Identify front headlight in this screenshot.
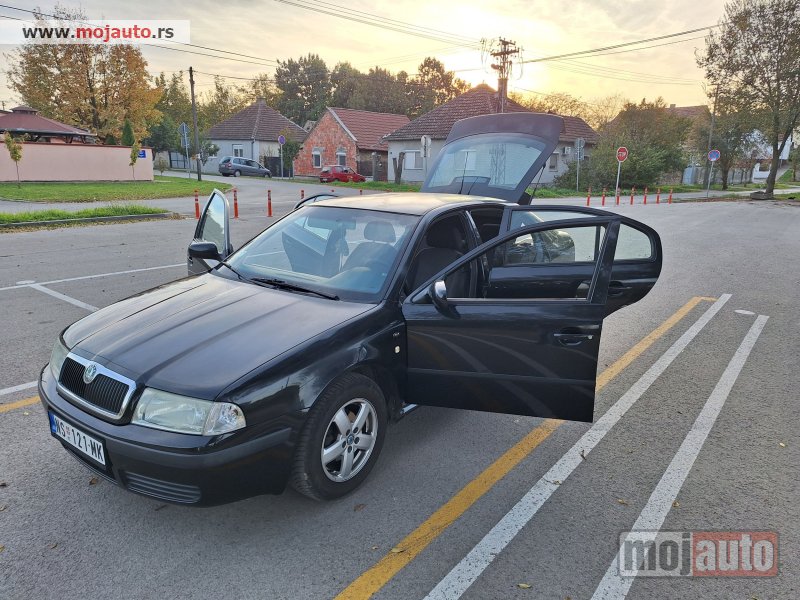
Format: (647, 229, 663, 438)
(49, 338, 70, 380)
(132, 388, 246, 436)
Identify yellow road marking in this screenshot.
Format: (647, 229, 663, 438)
(335, 295, 713, 599)
(0, 395, 40, 414)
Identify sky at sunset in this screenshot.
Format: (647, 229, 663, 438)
(0, 0, 730, 112)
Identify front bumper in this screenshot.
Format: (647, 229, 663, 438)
(39, 367, 298, 506)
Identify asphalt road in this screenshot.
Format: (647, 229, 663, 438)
(0, 196, 798, 600)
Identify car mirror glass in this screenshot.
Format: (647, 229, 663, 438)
(430, 279, 448, 310)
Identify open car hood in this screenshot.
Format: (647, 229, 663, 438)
(420, 113, 564, 204)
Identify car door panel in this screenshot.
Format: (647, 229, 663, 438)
(402, 218, 620, 421)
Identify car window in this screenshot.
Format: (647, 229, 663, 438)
(197, 193, 227, 253)
(225, 206, 419, 302)
(509, 210, 601, 228)
(616, 223, 653, 260)
(444, 223, 606, 300)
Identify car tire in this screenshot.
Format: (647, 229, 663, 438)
(291, 373, 387, 501)
(233, 170, 241, 177)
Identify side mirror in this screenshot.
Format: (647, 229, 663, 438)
(429, 279, 448, 310)
(188, 242, 221, 261)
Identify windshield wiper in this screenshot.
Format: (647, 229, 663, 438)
(250, 277, 340, 301)
(218, 261, 248, 280)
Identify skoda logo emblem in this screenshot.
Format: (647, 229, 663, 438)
(83, 363, 98, 384)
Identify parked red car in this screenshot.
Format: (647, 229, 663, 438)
(319, 165, 366, 183)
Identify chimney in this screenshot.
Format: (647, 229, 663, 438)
(669, 103, 676, 109)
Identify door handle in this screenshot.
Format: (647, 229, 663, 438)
(553, 332, 594, 346)
(608, 281, 632, 297)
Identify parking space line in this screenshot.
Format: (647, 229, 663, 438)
(591, 314, 768, 599)
(421, 294, 731, 600)
(335, 295, 720, 600)
(0, 395, 39, 414)
(0, 263, 184, 292)
(30, 284, 98, 312)
(0, 380, 37, 397)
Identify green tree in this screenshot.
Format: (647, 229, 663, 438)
(198, 76, 248, 131)
(8, 7, 161, 143)
(510, 91, 590, 119)
(563, 98, 691, 189)
(121, 119, 135, 146)
(145, 114, 180, 154)
(129, 142, 140, 180)
(694, 107, 761, 189)
(330, 62, 362, 108)
(697, 0, 800, 197)
(275, 54, 331, 124)
(154, 72, 192, 127)
(237, 73, 281, 106)
(348, 67, 409, 114)
(407, 57, 469, 118)
(4, 132, 23, 187)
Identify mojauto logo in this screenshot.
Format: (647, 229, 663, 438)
(619, 531, 778, 577)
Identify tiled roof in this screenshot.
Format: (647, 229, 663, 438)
(561, 115, 599, 144)
(327, 107, 410, 151)
(208, 99, 307, 142)
(383, 84, 597, 145)
(385, 84, 529, 141)
(0, 105, 96, 137)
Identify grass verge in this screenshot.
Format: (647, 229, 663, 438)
(0, 204, 169, 224)
(0, 175, 230, 202)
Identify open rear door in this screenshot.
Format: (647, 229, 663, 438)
(402, 216, 620, 422)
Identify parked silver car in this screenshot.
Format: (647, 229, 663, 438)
(219, 156, 272, 178)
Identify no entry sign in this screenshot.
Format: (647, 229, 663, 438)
(617, 147, 629, 162)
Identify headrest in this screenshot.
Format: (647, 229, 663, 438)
(426, 225, 459, 249)
(364, 220, 396, 243)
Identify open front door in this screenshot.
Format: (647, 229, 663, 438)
(187, 189, 232, 275)
(402, 217, 620, 422)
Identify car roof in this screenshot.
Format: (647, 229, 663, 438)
(311, 193, 509, 216)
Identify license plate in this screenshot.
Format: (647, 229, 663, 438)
(49, 412, 106, 466)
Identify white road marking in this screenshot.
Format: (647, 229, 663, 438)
(0, 263, 184, 292)
(735, 309, 755, 315)
(0, 380, 37, 397)
(29, 284, 98, 312)
(15, 280, 35, 285)
(591, 314, 768, 599)
(423, 294, 732, 600)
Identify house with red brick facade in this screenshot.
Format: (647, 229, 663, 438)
(294, 107, 409, 180)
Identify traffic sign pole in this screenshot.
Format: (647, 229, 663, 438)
(614, 147, 628, 199)
(706, 149, 720, 198)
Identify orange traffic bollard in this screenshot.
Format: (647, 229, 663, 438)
(668, 188, 673, 204)
(586, 187, 592, 206)
(630, 186, 635, 205)
(300, 189, 304, 200)
(601, 187, 607, 206)
(359, 189, 363, 195)
(615, 188, 620, 205)
(267, 189, 273, 217)
(194, 189, 199, 219)
(643, 187, 648, 204)
(331, 189, 335, 193)
(233, 188, 239, 219)
(656, 188, 661, 204)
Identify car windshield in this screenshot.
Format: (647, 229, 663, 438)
(223, 206, 419, 302)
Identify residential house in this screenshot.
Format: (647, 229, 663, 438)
(294, 107, 410, 181)
(0, 105, 96, 143)
(204, 98, 307, 175)
(384, 84, 598, 185)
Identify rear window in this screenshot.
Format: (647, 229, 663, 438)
(220, 157, 232, 164)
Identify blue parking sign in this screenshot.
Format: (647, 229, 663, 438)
(138, 149, 146, 158)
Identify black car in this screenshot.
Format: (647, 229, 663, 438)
(39, 114, 662, 505)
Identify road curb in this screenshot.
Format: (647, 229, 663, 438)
(0, 212, 178, 230)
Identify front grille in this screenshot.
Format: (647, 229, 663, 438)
(121, 472, 202, 504)
(58, 356, 134, 419)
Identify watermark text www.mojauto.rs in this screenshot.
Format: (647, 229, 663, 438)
(619, 531, 778, 577)
(0, 20, 190, 44)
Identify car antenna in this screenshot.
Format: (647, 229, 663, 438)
(523, 164, 546, 205)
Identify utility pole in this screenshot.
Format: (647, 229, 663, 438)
(189, 66, 202, 182)
(491, 38, 519, 113)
